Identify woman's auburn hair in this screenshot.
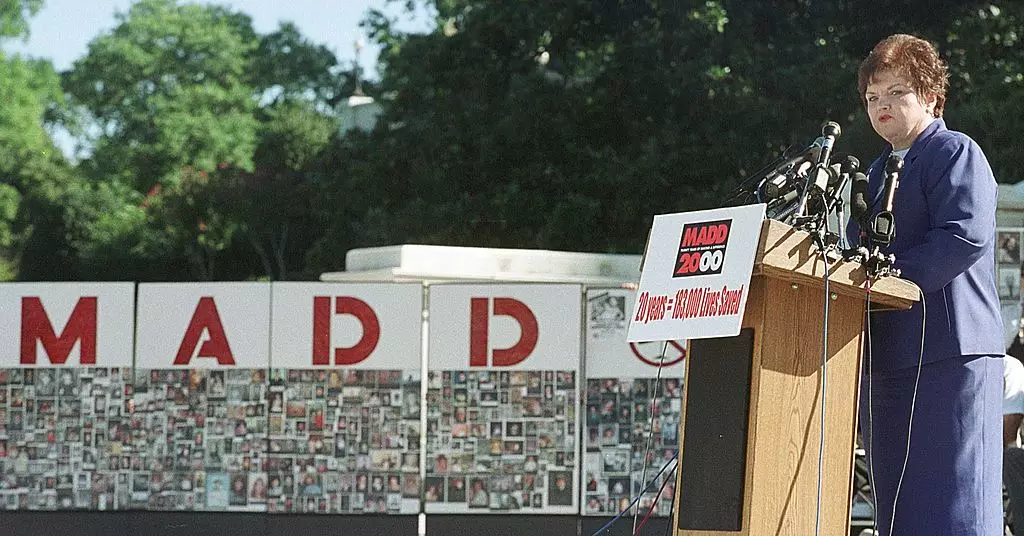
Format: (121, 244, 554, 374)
(858, 34, 948, 117)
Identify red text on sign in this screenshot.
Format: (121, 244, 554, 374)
(469, 297, 538, 367)
(681, 223, 730, 248)
(20, 297, 97, 365)
(174, 297, 235, 365)
(312, 296, 381, 366)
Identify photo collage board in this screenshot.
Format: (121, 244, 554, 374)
(266, 282, 424, 514)
(998, 228, 1023, 303)
(0, 366, 134, 511)
(0, 283, 136, 511)
(425, 284, 583, 514)
(581, 288, 685, 517)
(263, 367, 421, 514)
(998, 228, 1024, 350)
(128, 368, 269, 511)
(1, 282, 693, 516)
(130, 283, 272, 511)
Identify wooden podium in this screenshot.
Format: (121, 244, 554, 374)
(669, 219, 919, 535)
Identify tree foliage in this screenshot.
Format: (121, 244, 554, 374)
(45, 0, 343, 280)
(63, 0, 260, 191)
(308, 0, 1024, 271)
(0, 0, 41, 41)
(4, 0, 1024, 280)
(0, 48, 73, 280)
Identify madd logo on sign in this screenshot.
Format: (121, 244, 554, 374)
(628, 204, 763, 343)
(673, 219, 731, 277)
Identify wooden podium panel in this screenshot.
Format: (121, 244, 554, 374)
(670, 220, 918, 536)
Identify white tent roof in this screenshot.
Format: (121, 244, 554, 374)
(320, 244, 642, 286)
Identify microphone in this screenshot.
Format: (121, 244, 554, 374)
(822, 154, 860, 190)
(763, 139, 824, 182)
(796, 122, 842, 219)
(882, 153, 903, 212)
(870, 154, 904, 247)
(834, 154, 860, 177)
(850, 172, 869, 225)
(756, 138, 824, 203)
(816, 121, 842, 168)
(810, 155, 861, 223)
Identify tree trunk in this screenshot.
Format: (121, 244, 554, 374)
(273, 223, 289, 280)
(247, 231, 275, 280)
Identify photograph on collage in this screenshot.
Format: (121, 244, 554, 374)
(424, 369, 578, 513)
(997, 229, 1023, 302)
(581, 288, 685, 518)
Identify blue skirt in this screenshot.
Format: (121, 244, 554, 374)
(860, 354, 1002, 536)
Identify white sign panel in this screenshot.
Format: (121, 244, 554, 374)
(270, 282, 422, 369)
(426, 284, 581, 515)
(585, 288, 686, 378)
(0, 283, 135, 367)
(136, 283, 271, 369)
(428, 284, 582, 371)
(627, 204, 765, 343)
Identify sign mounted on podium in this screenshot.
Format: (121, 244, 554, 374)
(627, 204, 765, 343)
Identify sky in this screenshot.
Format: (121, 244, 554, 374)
(3, 0, 434, 78)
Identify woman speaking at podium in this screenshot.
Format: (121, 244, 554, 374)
(850, 34, 1004, 535)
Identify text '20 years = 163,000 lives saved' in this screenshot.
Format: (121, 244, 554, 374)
(634, 285, 745, 324)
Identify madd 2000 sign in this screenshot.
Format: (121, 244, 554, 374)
(628, 204, 764, 344)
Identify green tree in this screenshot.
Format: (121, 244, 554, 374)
(55, 0, 262, 280)
(56, 0, 345, 280)
(64, 0, 260, 192)
(231, 24, 345, 279)
(221, 100, 338, 279)
(0, 48, 75, 280)
(308, 0, 1022, 272)
(941, 3, 1024, 182)
(0, 0, 42, 40)
(253, 21, 346, 109)
(313, 0, 769, 265)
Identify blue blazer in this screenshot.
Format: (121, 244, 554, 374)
(848, 118, 1004, 371)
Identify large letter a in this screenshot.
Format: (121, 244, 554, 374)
(174, 297, 236, 365)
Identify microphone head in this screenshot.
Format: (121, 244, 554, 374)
(885, 153, 904, 174)
(841, 155, 860, 174)
(828, 153, 860, 174)
(851, 171, 868, 190)
(850, 172, 869, 222)
(821, 121, 841, 138)
(826, 163, 843, 188)
(806, 138, 825, 161)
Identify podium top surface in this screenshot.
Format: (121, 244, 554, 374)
(752, 219, 920, 310)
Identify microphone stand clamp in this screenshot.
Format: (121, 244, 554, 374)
(842, 246, 899, 279)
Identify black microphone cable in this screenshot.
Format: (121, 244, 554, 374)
(812, 190, 833, 536)
(863, 271, 926, 536)
(632, 341, 669, 534)
(589, 450, 679, 536)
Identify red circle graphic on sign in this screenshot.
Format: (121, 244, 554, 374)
(629, 340, 686, 367)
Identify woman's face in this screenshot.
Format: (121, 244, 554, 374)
(864, 69, 937, 151)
